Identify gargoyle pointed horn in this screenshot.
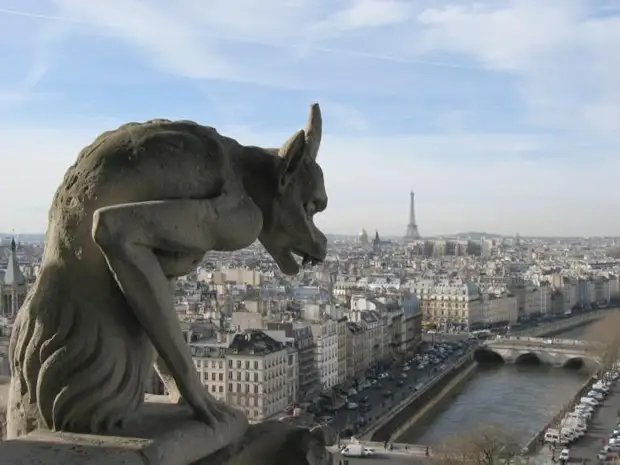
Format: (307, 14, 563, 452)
(305, 103, 322, 161)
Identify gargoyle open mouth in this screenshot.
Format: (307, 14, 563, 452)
(292, 248, 323, 267)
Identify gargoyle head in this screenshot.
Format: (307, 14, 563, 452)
(259, 103, 328, 276)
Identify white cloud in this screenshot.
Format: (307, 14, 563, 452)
(312, 0, 415, 35)
(3, 0, 611, 136)
(409, 0, 620, 136)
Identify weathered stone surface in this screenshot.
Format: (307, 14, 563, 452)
(6, 103, 328, 453)
(3, 104, 331, 465)
(0, 402, 336, 465)
(1, 431, 150, 465)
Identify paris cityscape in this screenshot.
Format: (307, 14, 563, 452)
(1, 1, 620, 464)
(2, 187, 620, 464)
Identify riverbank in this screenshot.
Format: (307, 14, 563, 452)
(366, 312, 606, 446)
(361, 352, 476, 442)
(522, 309, 609, 338)
(522, 375, 596, 454)
(390, 359, 477, 442)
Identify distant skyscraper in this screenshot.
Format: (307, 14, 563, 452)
(404, 189, 421, 241)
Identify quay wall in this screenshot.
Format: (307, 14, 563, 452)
(520, 310, 615, 452)
(364, 311, 607, 445)
(523, 309, 609, 338)
(389, 359, 477, 442)
(365, 352, 475, 442)
(522, 375, 595, 454)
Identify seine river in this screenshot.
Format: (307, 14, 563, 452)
(399, 325, 592, 445)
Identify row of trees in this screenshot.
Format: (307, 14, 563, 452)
(432, 425, 525, 465)
(585, 310, 620, 373)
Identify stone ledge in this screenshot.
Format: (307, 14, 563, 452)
(0, 396, 247, 465)
(1, 430, 151, 465)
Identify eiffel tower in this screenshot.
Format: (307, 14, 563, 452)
(404, 189, 421, 241)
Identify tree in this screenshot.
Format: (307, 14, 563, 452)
(433, 425, 523, 465)
(607, 248, 620, 259)
(583, 311, 620, 373)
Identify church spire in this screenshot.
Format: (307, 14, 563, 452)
(5, 236, 26, 287)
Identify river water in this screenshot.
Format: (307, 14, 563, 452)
(399, 325, 592, 445)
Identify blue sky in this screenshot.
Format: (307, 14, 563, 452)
(1, 0, 619, 236)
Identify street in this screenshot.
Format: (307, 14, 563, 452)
(326, 313, 597, 444)
(328, 343, 470, 435)
(566, 381, 620, 461)
(331, 451, 423, 464)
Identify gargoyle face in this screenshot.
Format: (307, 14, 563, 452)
(259, 104, 329, 276)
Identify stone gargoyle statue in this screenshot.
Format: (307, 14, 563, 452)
(6, 103, 328, 456)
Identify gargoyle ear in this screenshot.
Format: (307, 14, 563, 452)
(304, 103, 322, 162)
(278, 129, 306, 193)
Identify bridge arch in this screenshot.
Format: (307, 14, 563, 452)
(514, 352, 542, 365)
(563, 357, 585, 370)
(473, 347, 505, 364)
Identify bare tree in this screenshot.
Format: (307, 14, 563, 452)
(607, 248, 620, 260)
(584, 311, 620, 373)
(433, 425, 523, 465)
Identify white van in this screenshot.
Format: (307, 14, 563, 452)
(544, 429, 560, 444)
(564, 423, 585, 437)
(341, 444, 374, 457)
(587, 390, 604, 400)
(565, 413, 588, 426)
(580, 396, 598, 406)
(574, 407, 593, 419)
(560, 427, 578, 442)
(593, 381, 610, 392)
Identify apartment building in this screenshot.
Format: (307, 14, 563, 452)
(345, 322, 368, 380)
(336, 317, 348, 386)
(402, 295, 423, 354)
(413, 278, 483, 330)
(523, 283, 553, 317)
(190, 330, 293, 422)
(266, 321, 319, 400)
(349, 294, 422, 360)
(346, 304, 382, 367)
(309, 318, 339, 392)
(480, 294, 518, 325)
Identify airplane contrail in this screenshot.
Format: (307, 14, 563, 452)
(0, 6, 491, 71)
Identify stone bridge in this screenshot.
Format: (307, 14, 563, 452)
(475, 336, 601, 369)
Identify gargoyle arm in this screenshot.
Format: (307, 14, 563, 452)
(91, 197, 260, 424)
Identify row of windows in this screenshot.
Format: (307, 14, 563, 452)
(203, 360, 225, 369)
(199, 369, 289, 383)
(225, 354, 294, 370)
(229, 360, 262, 370)
(423, 302, 471, 309)
(230, 371, 258, 382)
(229, 383, 261, 394)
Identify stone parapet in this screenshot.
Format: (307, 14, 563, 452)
(0, 392, 335, 465)
(0, 394, 246, 465)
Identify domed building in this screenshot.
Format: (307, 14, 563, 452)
(358, 229, 369, 245)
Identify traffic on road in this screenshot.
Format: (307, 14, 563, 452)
(542, 366, 620, 463)
(327, 339, 475, 437)
(332, 450, 421, 465)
